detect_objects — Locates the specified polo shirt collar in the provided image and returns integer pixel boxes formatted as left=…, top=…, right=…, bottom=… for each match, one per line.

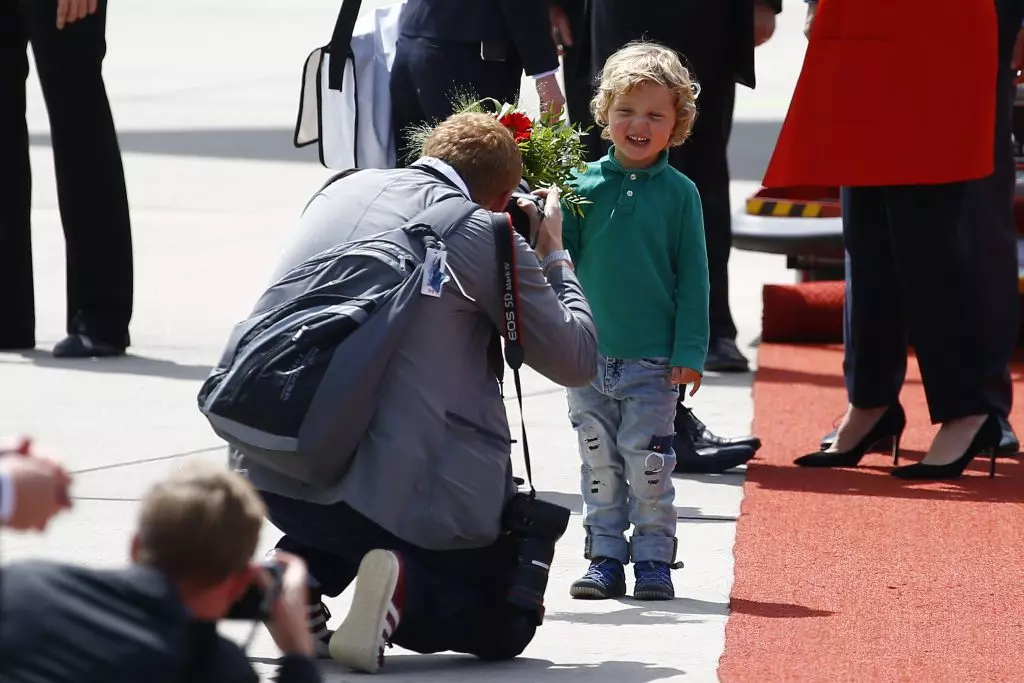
left=600, top=146, right=670, bottom=178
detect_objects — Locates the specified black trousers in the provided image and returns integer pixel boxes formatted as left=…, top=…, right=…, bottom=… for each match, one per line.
left=585, top=1, right=740, bottom=341
left=390, top=36, right=524, bottom=167
left=840, top=0, right=1021, bottom=423
left=0, top=0, right=132, bottom=348
left=263, top=493, right=537, bottom=660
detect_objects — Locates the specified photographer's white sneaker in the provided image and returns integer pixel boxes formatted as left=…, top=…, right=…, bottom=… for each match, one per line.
left=329, top=549, right=405, bottom=673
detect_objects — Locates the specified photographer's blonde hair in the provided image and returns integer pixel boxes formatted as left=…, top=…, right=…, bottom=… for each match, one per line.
left=591, top=41, right=701, bottom=147
left=134, top=463, right=265, bottom=586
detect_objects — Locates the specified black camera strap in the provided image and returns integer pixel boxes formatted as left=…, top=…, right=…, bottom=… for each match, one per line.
left=491, top=213, right=536, bottom=498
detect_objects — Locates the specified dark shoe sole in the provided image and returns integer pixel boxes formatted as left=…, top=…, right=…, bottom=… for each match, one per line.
left=673, top=445, right=756, bottom=474
left=704, top=358, right=750, bottom=373
left=695, top=436, right=762, bottom=452
left=570, top=582, right=626, bottom=600
left=633, top=588, right=675, bottom=601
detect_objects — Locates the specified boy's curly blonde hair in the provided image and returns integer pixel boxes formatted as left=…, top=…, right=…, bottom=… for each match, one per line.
left=590, top=41, right=701, bottom=147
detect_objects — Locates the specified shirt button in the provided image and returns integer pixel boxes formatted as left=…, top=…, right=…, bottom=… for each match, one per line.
left=630, top=174, right=637, bottom=180
left=626, top=190, right=634, bottom=197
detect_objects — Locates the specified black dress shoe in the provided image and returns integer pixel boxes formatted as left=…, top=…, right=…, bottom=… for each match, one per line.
left=52, top=334, right=126, bottom=359
left=822, top=414, right=1021, bottom=456
left=703, top=338, right=750, bottom=373
left=672, top=429, right=756, bottom=474
left=675, top=403, right=762, bottom=452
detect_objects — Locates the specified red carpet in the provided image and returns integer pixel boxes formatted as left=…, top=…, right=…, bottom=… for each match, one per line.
left=720, top=344, right=1024, bottom=682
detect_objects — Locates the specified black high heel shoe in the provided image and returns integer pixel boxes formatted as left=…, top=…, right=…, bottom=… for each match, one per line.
left=794, top=403, right=906, bottom=468
left=890, top=414, right=1002, bottom=480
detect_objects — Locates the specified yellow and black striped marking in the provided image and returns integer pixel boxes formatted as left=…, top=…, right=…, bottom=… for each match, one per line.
left=746, top=198, right=832, bottom=218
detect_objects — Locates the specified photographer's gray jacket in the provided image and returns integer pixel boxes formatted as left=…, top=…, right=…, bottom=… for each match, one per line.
left=235, top=160, right=598, bottom=551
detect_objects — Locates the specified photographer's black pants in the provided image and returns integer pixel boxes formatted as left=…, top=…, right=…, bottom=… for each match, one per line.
left=262, top=493, right=537, bottom=660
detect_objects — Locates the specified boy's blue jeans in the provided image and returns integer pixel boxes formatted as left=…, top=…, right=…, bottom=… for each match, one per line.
left=566, top=355, right=679, bottom=565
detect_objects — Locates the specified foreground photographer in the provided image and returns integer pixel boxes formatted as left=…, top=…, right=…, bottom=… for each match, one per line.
left=235, top=112, right=598, bottom=673
left=0, top=466, right=321, bottom=683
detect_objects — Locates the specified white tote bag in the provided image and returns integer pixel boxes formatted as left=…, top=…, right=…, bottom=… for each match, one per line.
left=293, top=0, right=406, bottom=170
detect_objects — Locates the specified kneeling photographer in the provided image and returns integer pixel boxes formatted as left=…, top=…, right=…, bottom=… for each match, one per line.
left=231, top=113, right=598, bottom=673
left=0, top=466, right=321, bottom=683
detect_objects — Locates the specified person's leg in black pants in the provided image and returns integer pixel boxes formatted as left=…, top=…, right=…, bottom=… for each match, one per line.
left=841, top=187, right=909, bottom=411
left=264, top=494, right=537, bottom=662
left=885, top=182, right=1009, bottom=433
left=962, top=0, right=1023, bottom=451
left=667, top=71, right=745, bottom=371
left=391, top=37, right=524, bottom=166
left=560, top=3, right=603, bottom=162
left=798, top=186, right=910, bottom=464
left=0, top=2, right=36, bottom=349
left=12, top=0, right=133, bottom=355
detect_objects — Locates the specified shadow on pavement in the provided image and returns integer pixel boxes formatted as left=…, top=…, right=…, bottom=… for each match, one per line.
left=251, top=655, right=685, bottom=681
left=31, top=119, right=782, bottom=182
left=537, top=490, right=738, bottom=521
left=546, top=595, right=729, bottom=625
left=2, top=349, right=212, bottom=382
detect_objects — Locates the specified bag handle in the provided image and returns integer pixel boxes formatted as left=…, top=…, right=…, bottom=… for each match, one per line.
left=327, top=0, right=363, bottom=91
left=491, top=213, right=536, bottom=497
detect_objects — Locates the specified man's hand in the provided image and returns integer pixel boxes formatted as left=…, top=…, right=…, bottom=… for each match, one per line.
left=516, top=186, right=564, bottom=260
left=263, top=551, right=315, bottom=657
left=56, top=0, right=98, bottom=30
left=670, top=367, right=702, bottom=396
left=549, top=5, right=573, bottom=56
left=535, top=74, right=566, bottom=119
left=804, top=0, right=817, bottom=40
left=754, top=0, right=776, bottom=47
left=0, top=438, right=73, bottom=531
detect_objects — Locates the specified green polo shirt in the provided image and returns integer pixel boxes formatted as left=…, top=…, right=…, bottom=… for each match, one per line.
left=562, top=147, right=710, bottom=372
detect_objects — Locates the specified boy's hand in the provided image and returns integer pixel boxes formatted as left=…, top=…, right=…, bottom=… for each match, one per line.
left=671, top=367, right=702, bottom=396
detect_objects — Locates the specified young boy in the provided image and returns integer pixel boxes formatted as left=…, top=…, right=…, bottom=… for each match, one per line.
left=561, top=41, right=709, bottom=601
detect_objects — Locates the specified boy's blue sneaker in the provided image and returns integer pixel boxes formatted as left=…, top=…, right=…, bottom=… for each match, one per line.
left=570, top=558, right=627, bottom=599
left=633, top=561, right=675, bottom=600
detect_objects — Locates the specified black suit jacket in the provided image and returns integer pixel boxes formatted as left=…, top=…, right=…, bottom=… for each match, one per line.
left=0, top=561, right=320, bottom=683
left=399, top=0, right=560, bottom=76
left=555, top=0, right=782, bottom=89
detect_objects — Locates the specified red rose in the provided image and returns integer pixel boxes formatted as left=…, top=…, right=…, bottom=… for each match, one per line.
left=498, top=111, right=533, bottom=142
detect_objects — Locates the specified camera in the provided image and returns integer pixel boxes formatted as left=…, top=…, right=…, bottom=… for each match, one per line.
left=224, top=559, right=284, bottom=621
left=501, top=492, right=571, bottom=625
left=506, top=179, right=545, bottom=248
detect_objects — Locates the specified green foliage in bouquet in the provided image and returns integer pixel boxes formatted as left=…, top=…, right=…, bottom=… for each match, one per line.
left=402, top=89, right=592, bottom=216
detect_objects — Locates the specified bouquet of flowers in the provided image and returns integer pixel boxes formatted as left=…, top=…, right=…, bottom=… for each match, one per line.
left=403, top=91, right=592, bottom=216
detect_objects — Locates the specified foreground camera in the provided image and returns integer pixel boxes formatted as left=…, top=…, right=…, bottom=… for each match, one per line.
left=506, top=179, right=545, bottom=248
left=224, top=559, right=284, bottom=621
left=502, top=492, right=571, bottom=624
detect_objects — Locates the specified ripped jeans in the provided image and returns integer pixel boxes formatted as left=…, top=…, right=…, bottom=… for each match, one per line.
left=566, top=355, right=679, bottom=565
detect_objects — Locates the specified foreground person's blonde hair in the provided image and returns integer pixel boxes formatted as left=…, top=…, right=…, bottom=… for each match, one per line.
left=134, top=464, right=264, bottom=586
left=423, top=112, right=523, bottom=205
left=591, top=41, right=701, bottom=147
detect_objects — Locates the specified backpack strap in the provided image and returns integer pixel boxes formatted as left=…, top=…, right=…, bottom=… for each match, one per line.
left=401, top=195, right=481, bottom=251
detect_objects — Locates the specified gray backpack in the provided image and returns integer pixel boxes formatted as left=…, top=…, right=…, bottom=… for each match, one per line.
left=196, top=186, right=479, bottom=485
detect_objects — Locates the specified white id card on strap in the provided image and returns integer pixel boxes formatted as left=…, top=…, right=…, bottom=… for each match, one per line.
left=421, top=247, right=448, bottom=297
